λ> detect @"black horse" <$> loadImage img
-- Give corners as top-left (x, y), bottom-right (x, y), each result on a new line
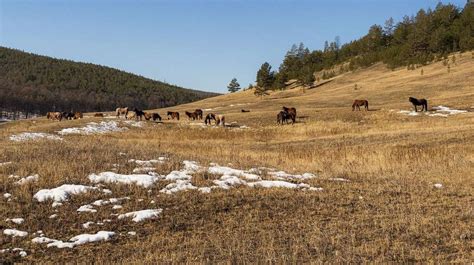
top-left (204, 113), bottom-right (216, 125)
top-left (134, 108), bottom-right (146, 120)
top-left (152, 113), bottom-right (162, 121)
top-left (409, 97), bottom-right (428, 112)
top-left (62, 112), bottom-right (74, 120)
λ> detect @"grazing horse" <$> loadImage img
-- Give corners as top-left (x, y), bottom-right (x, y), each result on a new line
top-left (94, 113), bottom-right (104, 117)
top-left (152, 113), bottom-right (162, 121)
top-left (126, 111), bottom-right (136, 120)
top-left (62, 112), bottom-right (74, 120)
top-left (409, 97), bottom-right (428, 112)
top-left (352, 99), bottom-right (369, 111)
top-left (282, 106), bottom-right (297, 117)
top-left (116, 107), bottom-right (129, 118)
top-left (216, 114), bottom-right (225, 126)
top-left (143, 112), bottom-right (153, 121)
top-left (241, 109), bottom-right (250, 113)
top-left (185, 111), bottom-right (199, 120)
top-left (204, 113), bottom-right (216, 125)
top-left (134, 108), bottom-right (145, 121)
top-left (47, 112), bottom-right (63, 121)
top-left (194, 109), bottom-right (203, 120)
top-left (277, 110), bottom-right (291, 125)
top-left (167, 111), bottom-right (180, 120)
top-left (73, 112), bottom-right (83, 119)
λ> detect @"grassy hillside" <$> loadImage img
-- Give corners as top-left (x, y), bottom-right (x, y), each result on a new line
top-left (0, 52), bottom-right (472, 263)
top-left (0, 47), bottom-right (218, 114)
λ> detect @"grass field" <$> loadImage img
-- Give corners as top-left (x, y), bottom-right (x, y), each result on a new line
top-left (1, 52), bottom-right (473, 263)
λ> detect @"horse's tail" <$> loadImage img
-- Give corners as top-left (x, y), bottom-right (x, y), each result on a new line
top-left (365, 101), bottom-right (369, 111)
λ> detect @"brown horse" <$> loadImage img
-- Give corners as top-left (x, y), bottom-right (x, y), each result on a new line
top-left (167, 111), bottom-right (180, 120)
top-left (277, 110), bottom-right (291, 125)
top-left (409, 97), bottom-right (428, 112)
top-left (185, 111), bottom-right (199, 120)
top-left (94, 113), bottom-right (104, 117)
top-left (47, 112), bottom-right (63, 121)
top-left (126, 111), bottom-right (136, 120)
top-left (282, 106), bottom-right (297, 117)
top-left (143, 112), bottom-right (153, 120)
top-left (73, 112), bottom-right (83, 119)
top-left (194, 109), bottom-right (203, 120)
top-left (352, 100), bottom-right (369, 111)
top-left (116, 107), bottom-right (128, 118)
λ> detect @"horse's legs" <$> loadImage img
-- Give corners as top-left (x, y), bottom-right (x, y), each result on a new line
top-left (414, 105), bottom-right (417, 112)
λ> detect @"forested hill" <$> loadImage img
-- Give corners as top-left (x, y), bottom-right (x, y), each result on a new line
top-left (0, 47), bottom-right (218, 114)
top-left (253, 2), bottom-right (473, 90)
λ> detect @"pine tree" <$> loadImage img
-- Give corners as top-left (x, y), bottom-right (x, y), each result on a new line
top-left (227, 78), bottom-right (240, 93)
top-left (256, 62), bottom-right (275, 89)
top-left (254, 86), bottom-right (269, 99)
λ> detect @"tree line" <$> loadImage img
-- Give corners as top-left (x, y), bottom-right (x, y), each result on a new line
top-left (0, 47), bottom-right (218, 115)
top-left (254, 2), bottom-right (473, 92)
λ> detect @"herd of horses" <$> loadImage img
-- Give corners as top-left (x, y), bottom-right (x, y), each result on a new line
top-left (46, 97), bottom-right (429, 125)
top-left (46, 111), bottom-right (83, 121)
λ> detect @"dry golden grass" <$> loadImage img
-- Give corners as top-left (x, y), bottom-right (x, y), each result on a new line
top-left (0, 52), bottom-right (473, 263)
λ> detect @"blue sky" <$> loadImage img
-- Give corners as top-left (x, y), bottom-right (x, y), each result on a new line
top-left (0, 0), bottom-right (468, 93)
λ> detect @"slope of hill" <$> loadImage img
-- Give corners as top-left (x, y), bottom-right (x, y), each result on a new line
top-left (0, 47), bottom-right (218, 114)
top-left (0, 52), bottom-right (472, 263)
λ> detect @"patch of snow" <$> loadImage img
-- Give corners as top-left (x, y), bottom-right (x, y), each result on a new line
top-left (247, 180), bottom-right (313, 190)
top-left (34, 184), bottom-right (97, 203)
top-left (3, 228), bottom-right (28, 237)
top-left (58, 121), bottom-right (127, 135)
top-left (432, 105), bottom-right (467, 115)
top-left (123, 120), bottom-right (144, 127)
top-left (434, 183), bottom-right (443, 189)
top-left (118, 209), bottom-right (162, 222)
top-left (49, 214), bottom-right (57, 219)
top-left (213, 175), bottom-right (247, 189)
top-left (10, 132), bottom-right (63, 142)
top-left (3, 193), bottom-right (12, 199)
top-left (208, 164), bottom-right (261, 180)
top-left (0, 161), bottom-right (12, 167)
top-left (77, 204), bottom-right (97, 213)
top-left (329, 178), bottom-right (350, 182)
top-left (88, 172), bottom-right (159, 188)
top-left (127, 231), bottom-right (137, 236)
top-left (132, 167), bottom-right (156, 174)
top-left (160, 179), bottom-right (197, 194)
top-left (6, 218), bottom-right (24, 224)
top-left (40, 231), bottom-right (115, 249)
top-left (15, 174), bottom-right (39, 185)
top-left (268, 171), bottom-right (317, 180)
top-left (112, 205), bottom-right (123, 210)
top-left (398, 110), bottom-right (420, 116)
top-left (82, 221), bottom-right (95, 229)
top-left (129, 158), bottom-right (166, 167)
top-left (52, 202), bottom-right (63, 208)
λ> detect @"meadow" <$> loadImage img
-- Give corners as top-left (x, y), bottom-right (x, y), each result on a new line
top-left (0, 52), bottom-right (473, 263)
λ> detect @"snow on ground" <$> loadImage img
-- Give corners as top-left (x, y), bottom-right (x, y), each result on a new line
top-left (3, 228), bottom-right (28, 237)
top-left (268, 171), bottom-right (316, 180)
top-left (78, 197), bottom-right (130, 213)
top-left (33, 184), bottom-right (98, 204)
top-left (3, 193), bottom-right (12, 199)
top-left (118, 209), bottom-right (163, 222)
top-left (0, 248), bottom-right (27, 257)
top-left (15, 174), bottom-right (39, 185)
top-left (398, 106), bottom-right (468, 117)
top-left (88, 172), bottom-right (159, 188)
top-left (0, 161), bottom-right (12, 167)
top-left (58, 121), bottom-right (127, 135)
top-left (434, 183), bottom-right (443, 189)
top-left (6, 218), bottom-right (24, 224)
top-left (10, 132), bottom-right (63, 142)
top-left (329, 178), bottom-right (350, 182)
top-left (160, 179), bottom-right (198, 194)
top-left (122, 120), bottom-right (145, 127)
top-left (208, 164), bottom-right (261, 181)
top-left (32, 231), bottom-right (115, 249)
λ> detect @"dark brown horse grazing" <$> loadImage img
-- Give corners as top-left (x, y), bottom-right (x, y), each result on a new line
top-left (352, 100), bottom-right (369, 111)
top-left (116, 107), bottom-right (128, 118)
top-left (152, 113), bottom-right (162, 121)
top-left (185, 111), bottom-right (199, 120)
top-left (204, 113), bottom-right (216, 125)
top-left (62, 112), bottom-right (74, 120)
top-left (194, 109), bottom-right (203, 120)
top-left (282, 106), bottom-right (297, 117)
top-left (277, 110), bottom-right (290, 125)
top-left (134, 108), bottom-right (145, 121)
top-left (167, 111), bottom-right (180, 120)
top-left (409, 97), bottom-right (428, 112)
